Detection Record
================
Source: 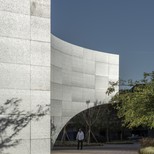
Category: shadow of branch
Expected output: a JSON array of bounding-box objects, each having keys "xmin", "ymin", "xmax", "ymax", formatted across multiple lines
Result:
[{"xmin": 0, "ymin": 98, "xmax": 49, "ymax": 152}]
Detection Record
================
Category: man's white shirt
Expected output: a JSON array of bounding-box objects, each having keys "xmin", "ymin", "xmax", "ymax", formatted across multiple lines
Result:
[{"xmin": 76, "ymin": 131, "xmax": 84, "ymax": 140}]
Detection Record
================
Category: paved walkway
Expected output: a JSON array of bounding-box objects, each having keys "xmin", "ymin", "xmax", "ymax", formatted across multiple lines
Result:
[{"xmin": 52, "ymin": 143, "xmax": 140, "ymax": 154}]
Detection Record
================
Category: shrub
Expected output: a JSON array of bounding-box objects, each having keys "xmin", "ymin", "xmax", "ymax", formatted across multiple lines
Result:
[
  {"xmin": 139, "ymin": 147, "xmax": 154, "ymax": 154},
  {"xmin": 140, "ymin": 138, "xmax": 154, "ymax": 148}
]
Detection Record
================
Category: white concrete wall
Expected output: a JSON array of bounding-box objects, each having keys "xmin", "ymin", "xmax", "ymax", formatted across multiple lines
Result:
[
  {"xmin": 51, "ymin": 35, "xmax": 119, "ymax": 143},
  {"xmin": 0, "ymin": 0, "xmax": 51, "ymax": 154},
  {"xmin": 0, "ymin": 0, "xmax": 119, "ymax": 151}
]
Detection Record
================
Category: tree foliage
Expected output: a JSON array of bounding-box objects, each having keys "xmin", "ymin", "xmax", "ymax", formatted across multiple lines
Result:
[{"xmin": 107, "ymin": 72, "xmax": 154, "ymax": 129}]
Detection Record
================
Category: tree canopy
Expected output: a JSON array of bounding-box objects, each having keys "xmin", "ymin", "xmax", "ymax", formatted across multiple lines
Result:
[{"xmin": 107, "ymin": 72, "xmax": 154, "ymax": 129}]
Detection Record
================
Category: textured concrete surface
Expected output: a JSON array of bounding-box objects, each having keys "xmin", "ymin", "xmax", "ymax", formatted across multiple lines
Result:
[
  {"xmin": 0, "ymin": 0, "xmax": 51, "ymax": 153},
  {"xmin": 51, "ymin": 35, "xmax": 119, "ymax": 143}
]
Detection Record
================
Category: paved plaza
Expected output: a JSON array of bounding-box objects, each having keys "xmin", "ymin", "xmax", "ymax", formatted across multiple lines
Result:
[
  {"xmin": 52, "ymin": 143, "xmax": 140, "ymax": 154},
  {"xmin": 52, "ymin": 150, "xmax": 138, "ymax": 154}
]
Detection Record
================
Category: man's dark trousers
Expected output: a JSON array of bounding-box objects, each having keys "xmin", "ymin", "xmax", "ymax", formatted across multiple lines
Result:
[{"xmin": 77, "ymin": 140, "xmax": 83, "ymax": 150}]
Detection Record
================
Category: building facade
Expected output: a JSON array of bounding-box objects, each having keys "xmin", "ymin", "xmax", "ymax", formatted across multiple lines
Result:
[
  {"xmin": 0, "ymin": 0, "xmax": 119, "ymax": 153},
  {"xmin": 51, "ymin": 35, "xmax": 119, "ymax": 143},
  {"xmin": 0, "ymin": 0, "xmax": 51, "ymax": 154}
]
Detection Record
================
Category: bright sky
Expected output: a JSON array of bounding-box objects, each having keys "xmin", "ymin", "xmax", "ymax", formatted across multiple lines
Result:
[{"xmin": 51, "ymin": 0, "xmax": 154, "ymax": 81}]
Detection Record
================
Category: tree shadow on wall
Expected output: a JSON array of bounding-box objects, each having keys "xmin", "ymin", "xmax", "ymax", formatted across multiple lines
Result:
[{"xmin": 0, "ymin": 98, "xmax": 49, "ymax": 153}]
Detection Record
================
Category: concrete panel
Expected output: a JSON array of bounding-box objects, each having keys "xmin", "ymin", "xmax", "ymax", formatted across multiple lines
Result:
[
  {"xmin": 51, "ymin": 83, "xmax": 62, "ymax": 100},
  {"xmin": 62, "ymin": 53, "xmax": 72, "ymax": 71},
  {"xmin": 71, "ymin": 72, "xmax": 83, "ymax": 87},
  {"xmin": 96, "ymin": 62, "xmax": 108, "ymax": 76},
  {"xmin": 62, "ymin": 109, "xmax": 74, "ymax": 117},
  {"xmin": 72, "ymin": 45, "xmax": 83, "ymax": 58},
  {"xmin": 12, "ymin": 124, "xmax": 30, "ymax": 140},
  {"xmin": 3, "ymin": 140, "xmax": 30, "ymax": 154},
  {"xmin": 83, "ymin": 74, "xmax": 95, "ymax": 88},
  {"xmin": 83, "ymin": 60, "xmax": 95, "ymax": 75},
  {"xmin": 0, "ymin": 89, "xmax": 31, "ymax": 112},
  {"xmin": 31, "ymin": 16, "xmax": 50, "ymax": 42},
  {"xmin": 31, "ymin": 0, "xmax": 50, "ymax": 18},
  {"xmin": 72, "ymin": 102, "xmax": 84, "ymax": 113},
  {"xmin": 72, "ymin": 87, "xmax": 83, "ymax": 102},
  {"xmin": 0, "ymin": 37, "xmax": 30, "ymax": 64},
  {"xmin": 95, "ymin": 51, "xmax": 108, "ymax": 63},
  {"xmin": 14, "ymin": 90, "xmax": 31, "ymax": 111},
  {"xmin": 83, "ymin": 88, "xmax": 95, "ymax": 102},
  {"xmin": 72, "ymin": 57, "xmax": 83, "ymax": 73},
  {"xmin": 0, "ymin": 63, "xmax": 30, "ymax": 89},
  {"xmin": 31, "ymin": 139, "xmax": 50, "ymax": 154},
  {"xmin": 96, "ymin": 89, "xmax": 108, "ymax": 102},
  {"xmin": 31, "ymin": 115, "xmax": 50, "ymax": 139},
  {"xmin": 0, "ymin": 89, "xmax": 16, "ymax": 106},
  {"xmin": 31, "ymin": 90, "xmax": 50, "ymax": 113},
  {"xmin": 83, "ymin": 48, "xmax": 95, "ymax": 61},
  {"xmin": 51, "ymin": 49, "xmax": 63, "ymax": 68},
  {"xmin": 62, "ymin": 101, "xmax": 72, "ymax": 110},
  {"xmin": 62, "ymin": 85, "xmax": 72, "ymax": 101},
  {"xmin": 0, "ymin": 11, "xmax": 30, "ymax": 39},
  {"xmin": 62, "ymin": 70, "xmax": 72, "ymax": 86},
  {"xmin": 109, "ymin": 64, "xmax": 119, "ymax": 77},
  {"xmin": 51, "ymin": 99, "xmax": 62, "ymax": 117},
  {"xmin": 31, "ymin": 41, "xmax": 50, "ymax": 66},
  {"xmin": 51, "ymin": 35, "xmax": 72, "ymax": 55},
  {"xmin": 96, "ymin": 76, "xmax": 109, "ymax": 89},
  {"xmin": 108, "ymin": 54, "xmax": 119, "ymax": 65},
  {"xmin": 51, "ymin": 66, "xmax": 62, "ymax": 84},
  {"xmin": 0, "ymin": 0, "xmax": 30, "ymax": 15},
  {"xmin": 31, "ymin": 66, "xmax": 50, "ymax": 91},
  {"xmin": 0, "ymin": 115, "xmax": 30, "ymax": 140}
]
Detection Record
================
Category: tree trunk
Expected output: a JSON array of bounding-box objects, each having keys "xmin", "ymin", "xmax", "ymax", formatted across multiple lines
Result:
[
  {"xmin": 61, "ymin": 125, "xmax": 70, "ymax": 143},
  {"xmin": 120, "ymin": 130, "xmax": 123, "ymax": 141},
  {"xmin": 106, "ymin": 127, "xmax": 109, "ymax": 142},
  {"xmin": 87, "ymin": 126, "xmax": 91, "ymax": 144}
]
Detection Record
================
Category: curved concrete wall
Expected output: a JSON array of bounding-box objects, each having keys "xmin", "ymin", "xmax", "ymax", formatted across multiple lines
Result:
[{"xmin": 51, "ymin": 35, "xmax": 119, "ymax": 142}]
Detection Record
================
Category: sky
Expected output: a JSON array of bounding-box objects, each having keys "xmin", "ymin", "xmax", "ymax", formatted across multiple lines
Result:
[{"xmin": 51, "ymin": 0, "xmax": 154, "ymax": 81}]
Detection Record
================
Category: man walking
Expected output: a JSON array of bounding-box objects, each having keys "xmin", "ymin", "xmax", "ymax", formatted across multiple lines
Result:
[{"xmin": 76, "ymin": 128, "xmax": 84, "ymax": 150}]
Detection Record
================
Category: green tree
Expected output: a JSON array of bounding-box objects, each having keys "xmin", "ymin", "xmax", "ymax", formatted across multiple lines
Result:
[
  {"xmin": 82, "ymin": 100, "xmax": 102, "ymax": 144},
  {"xmin": 107, "ymin": 71, "xmax": 154, "ymax": 129},
  {"xmin": 70, "ymin": 100, "xmax": 102, "ymax": 144}
]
